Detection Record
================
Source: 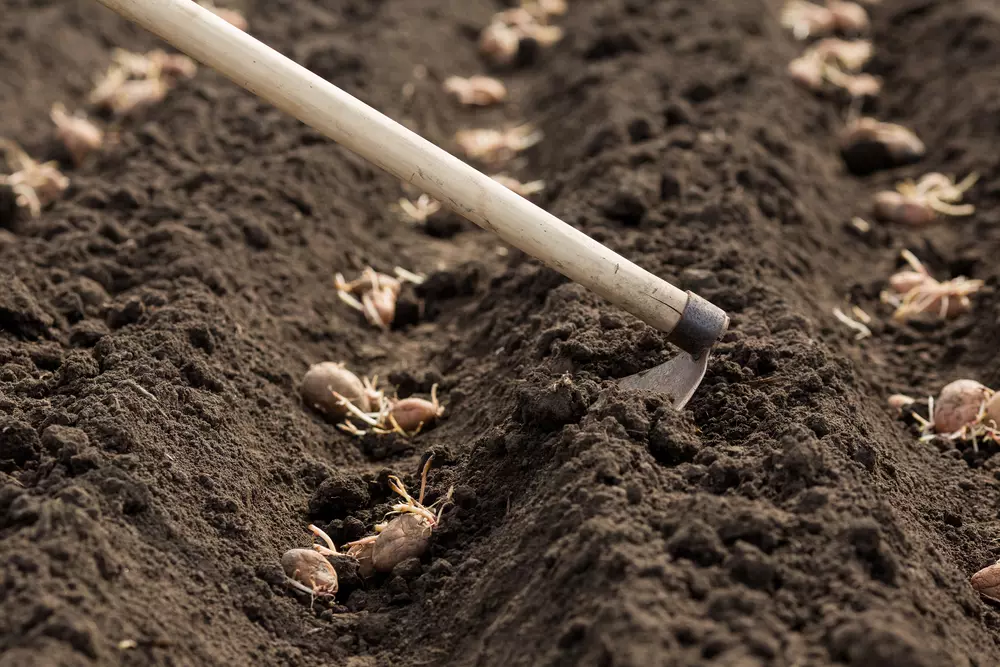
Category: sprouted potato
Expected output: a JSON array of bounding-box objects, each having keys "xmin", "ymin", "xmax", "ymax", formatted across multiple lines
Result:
[
  {"xmin": 343, "ymin": 458, "xmax": 453, "ymax": 576},
  {"xmin": 455, "ymin": 124, "xmax": 543, "ymax": 164},
  {"xmin": 971, "ymin": 561, "xmax": 1000, "ymax": 603},
  {"xmin": 901, "ymin": 379, "xmax": 998, "ymax": 451},
  {"xmin": 0, "ymin": 139, "xmax": 69, "ymax": 217},
  {"xmin": 443, "ymin": 75, "xmax": 508, "ymax": 106},
  {"xmin": 491, "ymin": 174, "xmax": 545, "ymax": 197},
  {"xmin": 336, "ymin": 384, "xmax": 445, "ymax": 438},
  {"xmin": 880, "ymin": 250, "xmax": 983, "ymax": 321},
  {"xmin": 873, "ymin": 172, "xmax": 978, "ymax": 226},
  {"xmin": 396, "ymin": 194, "xmax": 442, "ymax": 223},
  {"xmin": 479, "ymin": 6, "xmax": 563, "ymax": 65},
  {"xmin": 839, "ymin": 117, "xmax": 925, "ymax": 169},
  {"xmin": 334, "ymin": 266, "xmax": 425, "ymax": 330},
  {"xmin": 300, "ymin": 361, "xmax": 381, "ymax": 419},
  {"xmin": 50, "ymin": 103, "xmax": 103, "ymax": 166},
  {"xmin": 281, "ymin": 547, "xmax": 339, "ymax": 599}
]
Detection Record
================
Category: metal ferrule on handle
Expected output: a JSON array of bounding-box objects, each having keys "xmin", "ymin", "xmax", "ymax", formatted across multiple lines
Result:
[{"xmin": 95, "ymin": 0, "xmax": 728, "ymax": 351}]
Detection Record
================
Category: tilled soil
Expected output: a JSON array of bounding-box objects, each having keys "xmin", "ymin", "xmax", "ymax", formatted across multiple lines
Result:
[{"xmin": 3, "ymin": 0, "xmax": 1000, "ymax": 665}]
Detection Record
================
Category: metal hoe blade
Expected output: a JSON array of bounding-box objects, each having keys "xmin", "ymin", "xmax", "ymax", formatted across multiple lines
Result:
[{"xmin": 617, "ymin": 350, "xmax": 711, "ymax": 410}]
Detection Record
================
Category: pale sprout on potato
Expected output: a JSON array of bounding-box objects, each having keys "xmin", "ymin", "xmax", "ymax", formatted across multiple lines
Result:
[
  {"xmin": 0, "ymin": 139, "xmax": 69, "ymax": 218},
  {"xmin": 455, "ymin": 124, "xmax": 543, "ymax": 165},
  {"xmin": 443, "ymin": 75, "xmax": 507, "ymax": 106},
  {"xmin": 781, "ymin": 0, "xmax": 868, "ymax": 40},
  {"xmin": 491, "ymin": 174, "xmax": 545, "ymax": 197},
  {"xmin": 880, "ymin": 250, "xmax": 983, "ymax": 322},
  {"xmin": 50, "ymin": 103, "xmax": 104, "ymax": 166},
  {"xmin": 788, "ymin": 38, "xmax": 876, "ymax": 93},
  {"xmin": 839, "ymin": 117, "xmax": 925, "ymax": 165},
  {"xmin": 899, "ymin": 379, "xmax": 1000, "ymax": 451},
  {"xmin": 873, "ymin": 172, "xmax": 978, "ymax": 226},
  {"xmin": 479, "ymin": 6, "xmax": 564, "ymax": 65},
  {"xmin": 343, "ymin": 458, "xmax": 453, "ymax": 577},
  {"xmin": 396, "ymin": 194, "xmax": 442, "ymax": 223},
  {"xmin": 336, "ymin": 383, "xmax": 444, "ymax": 439},
  {"xmin": 89, "ymin": 49, "xmax": 197, "ymax": 117},
  {"xmin": 334, "ymin": 265, "xmax": 425, "ymax": 330}
]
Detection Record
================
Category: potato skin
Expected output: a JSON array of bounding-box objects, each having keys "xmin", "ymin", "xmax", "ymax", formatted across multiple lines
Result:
[
  {"xmin": 371, "ymin": 514, "xmax": 432, "ymax": 573},
  {"xmin": 934, "ymin": 379, "xmax": 990, "ymax": 434},
  {"xmin": 281, "ymin": 548, "xmax": 339, "ymax": 595},
  {"xmin": 300, "ymin": 362, "xmax": 370, "ymax": 418}
]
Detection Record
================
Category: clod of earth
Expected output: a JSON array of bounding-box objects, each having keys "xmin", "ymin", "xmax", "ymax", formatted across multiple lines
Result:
[
  {"xmin": 89, "ymin": 49, "xmax": 197, "ymax": 117},
  {"xmin": 873, "ymin": 172, "xmax": 978, "ymax": 225},
  {"xmin": 336, "ymin": 383, "xmax": 445, "ymax": 438}
]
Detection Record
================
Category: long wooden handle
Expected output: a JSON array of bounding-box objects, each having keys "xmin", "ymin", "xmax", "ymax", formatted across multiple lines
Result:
[{"xmin": 94, "ymin": 0, "xmax": 691, "ymax": 333}]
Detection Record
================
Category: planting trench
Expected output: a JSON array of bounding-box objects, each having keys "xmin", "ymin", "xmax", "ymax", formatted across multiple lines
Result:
[{"xmin": 2, "ymin": 0, "xmax": 1000, "ymax": 665}]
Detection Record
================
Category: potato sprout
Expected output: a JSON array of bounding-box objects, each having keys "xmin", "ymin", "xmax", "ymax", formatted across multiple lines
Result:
[
  {"xmin": 880, "ymin": 250, "xmax": 983, "ymax": 321},
  {"xmin": 443, "ymin": 76, "xmax": 508, "ymax": 106},
  {"xmin": 343, "ymin": 458, "xmax": 453, "ymax": 576},
  {"xmin": 0, "ymin": 139, "xmax": 69, "ymax": 217},
  {"xmin": 873, "ymin": 172, "xmax": 978, "ymax": 226},
  {"xmin": 455, "ymin": 124, "xmax": 543, "ymax": 164},
  {"xmin": 300, "ymin": 361, "xmax": 382, "ymax": 419},
  {"xmin": 50, "ymin": 103, "xmax": 104, "ymax": 166},
  {"xmin": 334, "ymin": 266, "xmax": 425, "ymax": 330}
]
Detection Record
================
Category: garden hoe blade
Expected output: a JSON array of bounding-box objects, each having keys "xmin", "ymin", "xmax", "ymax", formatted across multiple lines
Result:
[{"xmin": 616, "ymin": 292, "xmax": 729, "ymax": 410}]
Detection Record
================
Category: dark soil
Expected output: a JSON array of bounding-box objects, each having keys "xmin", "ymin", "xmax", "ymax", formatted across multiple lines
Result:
[{"xmin": 3, "ymin": 0, "xmax": 1000, "ymax": 665}]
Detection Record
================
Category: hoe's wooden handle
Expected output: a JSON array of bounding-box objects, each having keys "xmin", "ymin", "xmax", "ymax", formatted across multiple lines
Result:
[{"xmin": 94, "ymin": 0, "xmax": 717, "ymax": 341}]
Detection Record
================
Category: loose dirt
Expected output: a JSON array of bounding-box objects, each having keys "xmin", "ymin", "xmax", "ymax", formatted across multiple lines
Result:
[{"xmin": 3, "ymin": 0, "xmax": 1000, "ymax": 665}]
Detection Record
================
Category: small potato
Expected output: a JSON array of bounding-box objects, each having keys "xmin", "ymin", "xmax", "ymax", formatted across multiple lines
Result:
[
  {"xmin": 281, "ymin": 548, "xmax": 339, "ymax": 596},
  {"xmin": 390, "ymin": 397, "xmax": 441, "ymax": 432},
  {"xmin": 971, "ymin": 561, "xmax": 1000, "ymax": 602},
  {"xmin": 300, "ymin": 362, "xmax": 371, "ymax": 417},
  {"xmin": 480, "ymin": 21, "xmax": 521, "ymax": 66},
  {"xmin": 873, "ymin": 191, "xmax": 933, "ymax": 226},
  {"xmin": 50, "ymin": 104, "xmax": 103, "ymax": 166},
  {"xmin": 934, "ymin": 379, "xmax": 990, "ymax": 434},
  {"xmin": 371, "ymin": 513, "xmax": 432, "ymax": 573},
  {"xmin": 887, "ymin": 394, "xmax": 915, "ymax": 410},
  {"xmin": 347, "ymin": 539, "xmax": 376, "ymax": 578},
  {"xmin": 788, "ymin": 55, "xmax": 824, "ymax": 90},
  {"xmin": 829, "ymin": 1, "xmax": 869, "ymax": 32}
]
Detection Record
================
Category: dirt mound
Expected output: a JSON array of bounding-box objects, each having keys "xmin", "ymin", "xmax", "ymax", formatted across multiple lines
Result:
[{"xmin": 2, "ymin": 0, "xmax": 1000, "ymax": 665}]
